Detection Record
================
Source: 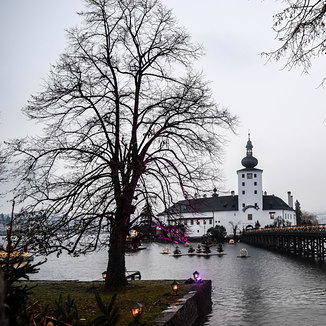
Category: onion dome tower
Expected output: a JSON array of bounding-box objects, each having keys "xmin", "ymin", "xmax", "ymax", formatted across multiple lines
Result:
[
  {"xmin": 241, "ymin": 134, "xmax": 258, "ymax": 168},
  {"xmin": 237, "ymin": 134, "xmax": 263, "ymax": 218}
]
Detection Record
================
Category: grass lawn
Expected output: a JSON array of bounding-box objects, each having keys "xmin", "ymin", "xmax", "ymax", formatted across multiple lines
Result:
[{"xmin": 26, "ymin": 280, "xmax": 193, "ymax": 325}]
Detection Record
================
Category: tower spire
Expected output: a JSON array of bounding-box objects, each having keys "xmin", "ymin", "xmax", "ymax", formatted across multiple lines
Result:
[
  {"xmin": 241, "ymin": 134, "xmax": 258, "ymax": 168},
  {"xmin": 246, "ymin": 133, "xmax": 253, "ymax": 157}
]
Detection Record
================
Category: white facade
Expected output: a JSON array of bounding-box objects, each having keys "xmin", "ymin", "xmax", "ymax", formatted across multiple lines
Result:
[
  {"xmin": 237, "ymin": 169, "xmax": 263, "ymax": 211},
  {"xmin": 164, "ymin": 135, "xmax": 296, "ymax": 237}
]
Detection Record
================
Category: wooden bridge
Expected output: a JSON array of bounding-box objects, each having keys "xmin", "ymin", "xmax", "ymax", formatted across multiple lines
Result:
[{"xmin": 241, "ymin": 225, "xmax": 326, "ymax": 262}]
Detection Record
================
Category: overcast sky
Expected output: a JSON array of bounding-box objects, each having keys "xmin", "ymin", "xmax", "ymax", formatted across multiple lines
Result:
[{"xmin": 1, "ymin": 0, "xmax": 326, "ymax": 214}]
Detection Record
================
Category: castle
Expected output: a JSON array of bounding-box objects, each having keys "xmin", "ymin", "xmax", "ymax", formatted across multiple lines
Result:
[{"xmin": 161, "ymin": 135, "xmax": 296, "ymax": 237}]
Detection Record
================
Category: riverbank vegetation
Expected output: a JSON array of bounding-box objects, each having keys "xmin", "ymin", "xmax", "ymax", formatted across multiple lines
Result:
[{"xmin": 26, "ymin": 280, "xmax": 193, "ymax": 325}]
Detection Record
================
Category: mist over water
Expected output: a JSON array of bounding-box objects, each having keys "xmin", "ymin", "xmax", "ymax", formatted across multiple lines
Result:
[{"xmin": 32, "ymin": 242, "xmax": 326, "ymax": 325}]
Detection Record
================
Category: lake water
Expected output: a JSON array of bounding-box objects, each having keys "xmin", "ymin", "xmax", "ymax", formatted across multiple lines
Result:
[{"xmin": 31, "ymin": 242, "xmax": 326, "ymax": 325}]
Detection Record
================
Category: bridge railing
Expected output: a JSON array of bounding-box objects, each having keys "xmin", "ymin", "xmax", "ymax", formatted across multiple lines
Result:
[{"xmin": 246, "ymin": 225, "xmax": 326, "ymax": 234}]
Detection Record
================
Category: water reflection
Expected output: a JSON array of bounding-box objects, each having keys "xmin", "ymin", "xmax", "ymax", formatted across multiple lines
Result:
[{"xmin": 32, "ymin": 242, "xmax": 326, "ymax": 325}]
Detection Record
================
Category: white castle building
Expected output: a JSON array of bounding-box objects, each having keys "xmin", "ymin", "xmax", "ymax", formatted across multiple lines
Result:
[{"xmin": 162, "ymin": 135, "xmax": 296, "ymax": 237}]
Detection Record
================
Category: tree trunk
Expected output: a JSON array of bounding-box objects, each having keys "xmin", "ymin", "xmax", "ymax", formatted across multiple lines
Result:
[
  {"xmin": 105, "ymin": 221, "xmax": 128, "ymax": 288},
  {"xmin": 233, "ymin": 227, "xmax": 237, "ymax": 241}
]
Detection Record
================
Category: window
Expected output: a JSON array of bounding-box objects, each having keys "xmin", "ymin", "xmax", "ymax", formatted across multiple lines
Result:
[
  {"xmin": 203, "ymin": 219, "xmax": 206, "ymax": 225},
  {"xmin": 242, "ymin": 174, "xmax": 245, "ymax": 178},
  {"xmin": 196, "ymin": 219, "xmax": 200, "ymax": 225},
  {"xmin": 191, "ymin": 219, "xmax": 194, "ymax": 225},
  {"xmin": 197, "ymin": 230, "xmax": 199, "ymax": 233},
  {"xmin": 254, "ymin": 190, "xmax": 257, "ymax": 194},
  {"xmin": 242, "ymin": 203, "xmax": 245, "ymax": 208},
  {"xmin": 248, "ymin": 214, "xmax": 252, "ymax": 220},
  {"xmin": 270, "ymin": 212, "xmax": 275, "ymax": 219},
  {"xmin": 184, "ymin": 219, "xmax": 188, "ymax": 225},
  {"xmin": 242, "ymin": 182, "xmax": 245, "ymax": 186},
  {"xmin": 209, "ymin": 219, "xmax": 213, "ymax": 224},
  {"xmin": 254, "ymin": 173, "xmax": 257, "ymax": 178},
  {"xmin": 247, "ymin": 173, "xmax": 253, "ymax": 179},
  {"xmin": 254, "ymin": 182, "xmax": 257, "ymax": 186},
  {"xmin": 242, "ymin": 190, "xmax": 245, "ymax": 195}
]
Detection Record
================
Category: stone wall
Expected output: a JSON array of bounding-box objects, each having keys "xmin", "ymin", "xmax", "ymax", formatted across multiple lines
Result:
[{"xmin": 155, "ymin": 280, "xmax": 212, "ymax": 326}]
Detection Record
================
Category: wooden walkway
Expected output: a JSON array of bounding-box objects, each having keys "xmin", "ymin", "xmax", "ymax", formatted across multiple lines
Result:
[{"xmin": 241, "ymin": 225, "xmax": 326, "ymax": 261}]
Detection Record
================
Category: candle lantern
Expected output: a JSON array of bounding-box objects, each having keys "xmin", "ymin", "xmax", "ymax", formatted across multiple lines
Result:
[
  {"xmin": 130, "ymin": 302, "xmax": 143, "ymax": 320},
  {"xmin": 193, "ymin": 270, "xmax": 201, "ymax": 282},
  {"xmin": 171, "ymin": 280, "xmax": 179, "ymax": 295}
]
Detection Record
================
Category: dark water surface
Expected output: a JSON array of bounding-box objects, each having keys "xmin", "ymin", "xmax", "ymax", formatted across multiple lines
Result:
[{"xmin": 32, "ymin": 242, "xmax": 326, "ymax": 325}]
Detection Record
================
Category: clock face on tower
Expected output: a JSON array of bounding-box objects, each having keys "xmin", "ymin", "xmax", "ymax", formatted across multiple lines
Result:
[{"xmin": 247, "ymin": 173, "xmax": 253, "ymax": 179}]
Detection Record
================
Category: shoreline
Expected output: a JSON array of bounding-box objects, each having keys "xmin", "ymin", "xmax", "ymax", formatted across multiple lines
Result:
[{"xmin": 25, "ymin": 279, "xmax": 212, "ymax": 326}]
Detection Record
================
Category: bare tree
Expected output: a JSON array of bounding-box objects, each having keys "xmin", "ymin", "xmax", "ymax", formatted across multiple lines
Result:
[
  {"xmin": 229, "ymin": 221, "xmax": 240, "ymax": 240},
  {"xmin": 0, "ymin": 143, "xmax": 8, "ymax": 199},
  {"xmin": 263, "ymin": 1, "xmax": 326, "ymax": 73},
  {"xmin": 0, "ymin": 150, "xmax": 5, "ymax": 184},
  {"xmin": 8, "ymin": 0, "xmax": 235, "ymax": 287},
  {"xmin": 0, "ymin": 117, "xmax": 7, "ymax": 185},
  {"xmin": 302, "ymin": 210, "xmax": 318, "ymax": 224}
]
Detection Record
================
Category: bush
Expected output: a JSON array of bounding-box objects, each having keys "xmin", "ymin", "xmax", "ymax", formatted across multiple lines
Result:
[
  {"xmin": 217, "ymin": 243, "xmax": 224, "ymax": 253},
  {"xmin": 173, "ymin": 246, "xmax": 181, "ymax": 255},
  {"xmin": 89, "ymin": 292, "xmax": 121, "ymax": 326},
  {"xmin": 206, "ymin": 225, "xmax": 226, "ymax": 243},
  {"xmin": 53, "ymin": 294, "xmax": 80, "ymax": 325},
  {"xmin": 188, "ymin": 246, "xmax": 195, "ymax": 254},
  {"xmin": 1, "ymin": 218, "xmax": 44, "ymax": 325}
]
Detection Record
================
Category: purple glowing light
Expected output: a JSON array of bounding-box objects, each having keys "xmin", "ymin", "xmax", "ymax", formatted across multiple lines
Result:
[{"xmin": 193, "ymin": 270, "xmax": 200, "ymax": 282}]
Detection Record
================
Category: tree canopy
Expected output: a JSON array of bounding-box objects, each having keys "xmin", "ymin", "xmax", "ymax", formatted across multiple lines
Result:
[
  {"xmin": 301, "ymin": 210, "xmax": 318, "ymax": 224},
  {"xmin": 295, "ymin": 199, "xmax": 302, "ymax": 225},
  {"xmin": 8, "ymin": 0, "xmax": 235, "ymax": 287},
  {"xmin": 206, "ymin": 225, "xmax": 227, "ymax": 243}
]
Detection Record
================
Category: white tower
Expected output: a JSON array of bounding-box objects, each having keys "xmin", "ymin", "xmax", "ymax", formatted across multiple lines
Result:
[{"xmin": 237, "ymin": 134, "xmax": 263, "ymax": 225}]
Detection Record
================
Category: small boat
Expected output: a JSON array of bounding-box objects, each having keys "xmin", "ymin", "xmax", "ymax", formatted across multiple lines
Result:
[{"xmin": 161, "ymin": 247, "xmax": 169, "ymax": 254}]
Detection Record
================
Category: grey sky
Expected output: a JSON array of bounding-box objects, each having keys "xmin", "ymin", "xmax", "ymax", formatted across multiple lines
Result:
[{"xmin": 0, "ymin": 1, "xmax": 325, "ymax": 214}]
